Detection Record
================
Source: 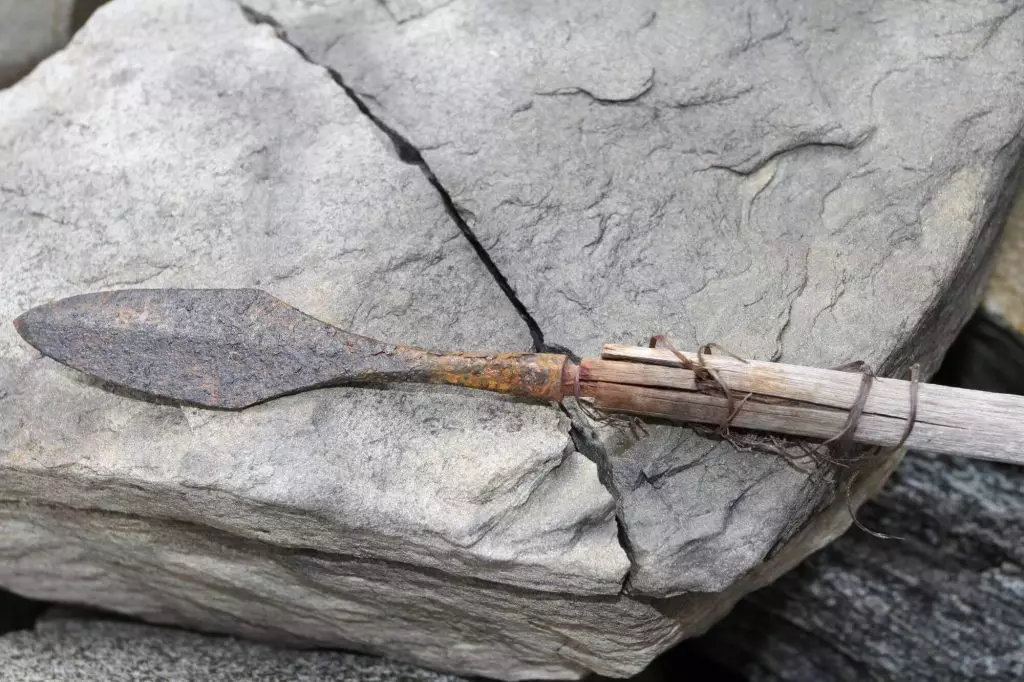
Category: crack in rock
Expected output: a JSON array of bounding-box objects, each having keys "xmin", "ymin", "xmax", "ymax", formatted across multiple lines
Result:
[
  {"xmin": 238, "ymin": 3, "xmax": 561, "ymax": 355},
  {"xmin": 535, "ymin": 68, "xmax": 656, "ymax": 105},
  {"xmin": 239, "ymin": 2, "xmax": 629, "ymax": 598},
  {"xmin": 376, "ymin": 0, "xmax": 457, "ymax": 25},
  {"xmin": 710, "ymin": 126, "xmax": 877, "ymax": 176}
]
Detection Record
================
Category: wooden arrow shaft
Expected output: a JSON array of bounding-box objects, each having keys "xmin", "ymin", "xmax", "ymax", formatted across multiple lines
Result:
[{"xmin": 580, "ymin": 346, "xmax": 1024, "ymax": 466}]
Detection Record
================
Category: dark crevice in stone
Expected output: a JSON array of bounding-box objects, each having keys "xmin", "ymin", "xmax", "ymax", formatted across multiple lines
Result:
[
  {"xmin": 0, "ymin": 588, "xmax": 48, "ymax": 635},
  {"xmin": 421, "ymin": 169, "xmax": 553, "ymax": 353},
  {"xmin": 239, "ymin": 3, "xmax": 560, "ymax": 355},
  {"xmin": 613, "ymin": 514, "xmax": 636, "ymax": 594},
  {"xmin": 707, "ymin": 127, "xmax": 877, "ymax": 177}
]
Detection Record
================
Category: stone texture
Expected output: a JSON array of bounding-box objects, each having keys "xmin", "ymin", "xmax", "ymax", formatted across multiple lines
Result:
[
  {"xmin": 248, "ymin": 0, "xmax": 1024, "ymax": 595},
  {"xmin": 0, "ymin": 0, "xmax": 640, "ymax": 678},
  {"xmin": 0, "ymin": 506, "xmax": 678, "ymax": 680},
  {"xmin": 254, "ymin": 0, "xmax": 1024, "ymax": 360},
  {"xmin": 0, "ymin": 612, "xmax": 467, "ymax": 682},
  {"xmin": 0, "ymin": 0, "xmax": 75, "ymax": 88},
  {"xmin": 571, "ymin": 415, "xmax": 828, "ymax": 594},
  {"xmin": 0, "ymin": 440, "xmax": 901, "ymax": 681}
]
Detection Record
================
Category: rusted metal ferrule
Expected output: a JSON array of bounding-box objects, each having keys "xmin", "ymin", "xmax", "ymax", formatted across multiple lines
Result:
[{"xmin": 433, "ymin": 352, "xmax": 575, "ymax": 402}]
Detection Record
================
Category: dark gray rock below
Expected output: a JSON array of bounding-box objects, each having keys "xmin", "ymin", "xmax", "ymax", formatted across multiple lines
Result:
[{"xmin": 696, "ymin": 451, "xmax": 1024, "ymax": 682}]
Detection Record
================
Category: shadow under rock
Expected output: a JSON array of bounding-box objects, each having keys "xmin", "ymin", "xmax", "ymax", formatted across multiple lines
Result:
[
  {"xmin": 0, "ymin": 588, "xmax": 48, "ymax": 635},
  {"xmin": 71, "ymin": 0, "xmax": 111, "ymax": 34}
]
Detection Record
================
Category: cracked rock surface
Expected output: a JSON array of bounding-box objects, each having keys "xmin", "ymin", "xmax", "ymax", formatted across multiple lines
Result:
[
  {"xmin": 0, "ymin": 0, "xmax": 1022, "ymax": 679},
  {"xmin": 250, "ymin": 0, "xmax": 1024, "ymax": 595}
]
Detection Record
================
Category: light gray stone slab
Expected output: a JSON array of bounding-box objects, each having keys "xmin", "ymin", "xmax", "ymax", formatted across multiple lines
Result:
[
  {"xmin": 0, "ymin": 505, "xmax": 679, "ymax": 680},
  {"xmin": 248, "ymin": 0, "xmax": 1024, "ymax": 594},
  {"xmin": 0, "ymin": 454, "xmax": 902, "ymax": 680}
]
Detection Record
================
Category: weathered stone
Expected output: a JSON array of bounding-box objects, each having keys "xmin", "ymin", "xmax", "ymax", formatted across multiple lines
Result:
[
  {"xmin": 0, "ymin": 0, "xmax": 641, "ymax": 678},
  {"xmin": 0, "ymin": 508, "xmax": 678, "ymax": 680},
  {"xmin": 248, "ymin": 0, "xmax": 1024, "ymax": 594},
  {"xmin": 0, "ymin": 612, "xmax": 468, "ymax": 682},
  {"xmin": 0, "ymin": 441, "xmax": 901, "ymax": 680},
  {"xmin": 571, "ymin": 417, "xmax": 829, "ymax": 593},
  {"xmin": 0, "ymin": 0, "xmax": 75, "ymax": 88}
]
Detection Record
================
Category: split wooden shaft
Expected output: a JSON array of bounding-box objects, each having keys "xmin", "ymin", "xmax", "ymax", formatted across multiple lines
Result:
[{"xmin": 578, "ymin": 345, "xmax": 1024, "ymax": 466}]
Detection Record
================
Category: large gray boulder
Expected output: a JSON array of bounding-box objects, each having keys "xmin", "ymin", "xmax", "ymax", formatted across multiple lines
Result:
[{"xmin": 0, "ymin": 0, "xmax": 1021, "ymax": 679}]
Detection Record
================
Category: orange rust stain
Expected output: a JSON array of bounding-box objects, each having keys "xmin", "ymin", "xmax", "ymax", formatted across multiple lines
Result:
[{"xmin": 435, "ymin": 353, "xmax": 566, "ymax": 401}]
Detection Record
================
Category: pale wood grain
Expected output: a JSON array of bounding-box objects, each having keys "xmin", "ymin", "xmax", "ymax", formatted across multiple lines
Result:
[
  {"xmin": 590, "ymin": 345, "xmax": 1024, "ymax": 466},
  {"xmin": 578, "ymin": 358, "xmax": 697, "ymax": 391}
]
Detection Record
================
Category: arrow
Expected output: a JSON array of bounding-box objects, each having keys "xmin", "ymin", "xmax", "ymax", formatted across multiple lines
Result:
[{"xmin": 13, "ymin": 288, "xmax": 1024, "ymax": 466}]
